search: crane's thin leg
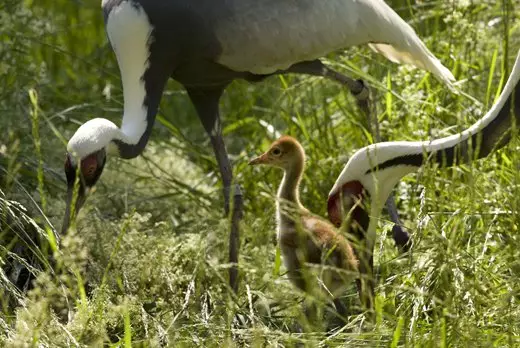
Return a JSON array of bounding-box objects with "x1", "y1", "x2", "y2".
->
[{"x1": 187, "y1": 86, "x2": 242, "y2": 294}]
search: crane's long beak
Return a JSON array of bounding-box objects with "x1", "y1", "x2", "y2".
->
[
  {"x1": 248, "y1": 153, "x2": 268, "y2": 166},
  {"x1": 61, "y1": 182, "x2": 88, "y2": 235}
]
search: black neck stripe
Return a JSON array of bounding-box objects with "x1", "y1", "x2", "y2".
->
[
  {"x1": 364, "y1": 79, "x2": 518, "y2": 175},
  {"x1": 365, "y1": 153, "x2": 424, "y2": 175}
]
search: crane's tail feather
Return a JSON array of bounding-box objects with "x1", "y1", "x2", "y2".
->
[
  {"x1": 360, "y1": 0, "x2": 455, "y2": 88},
  {"x1": 368, "y1": 43, "x2": 456, "y2": 87}
]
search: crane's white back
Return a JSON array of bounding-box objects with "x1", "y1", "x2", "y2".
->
[{"x1": 214, "y1": 0, "x2": 454, "y2": 84}]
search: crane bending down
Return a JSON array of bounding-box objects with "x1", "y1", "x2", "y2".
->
[
  {"x1": 328, "y1": 49, "x2": 520, "y2": 308},
  {"x1": 62, "y1": 0, "x2": 455, "y2": 293}
]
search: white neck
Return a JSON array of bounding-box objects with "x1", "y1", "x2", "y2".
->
[
  {"x1": 105, "y1": 0, "x2": 153, "y2": 145},
  {"x1": 331, "y1": 50, "x2": 520, "y2": 204},
  {"x1": 427, "y1": 52, "x2": 520, "y2": 152},
  {"x1": 69, "y1": 1, "x2": 156, "y2": 159},
  {"x1": 329, "y1": 50, "x2": 520, "y2": 254}
]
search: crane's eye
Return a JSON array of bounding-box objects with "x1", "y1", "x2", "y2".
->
[
  {"x1": 80, "y1": 154, "x2": 98, "y2": 179},
  {"x1": 84, "y1": 163, "x2": 97, "y2": 178},
  {"x1": 271, "y1": 147, "x2": 281, "y2": 156}
]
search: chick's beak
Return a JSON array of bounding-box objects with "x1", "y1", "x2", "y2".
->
[{"x1": 248, "y1": 153, "x2": 268, "y2": 166}]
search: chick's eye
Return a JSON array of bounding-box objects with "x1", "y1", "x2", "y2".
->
[{"x1": 271, "y1": 148, "x2": 281, "y2": 156}]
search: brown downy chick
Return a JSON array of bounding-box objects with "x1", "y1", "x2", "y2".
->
[{"x1": 249, "y1": 136, "x2": 358, "y2": 306}]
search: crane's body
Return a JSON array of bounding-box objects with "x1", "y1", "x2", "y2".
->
[
  {"x1": 102, "y1": 0, "x2": 453, "y2": 84},
  {"x1": 64, "y1": 0, "x2": 455, "y2": 293},
  {"x1": 327, "y1": 50, "x2": 520, "y2": 307},
  {"x1": 79, "y1": 0, "x2": 457, "y2": 160}
]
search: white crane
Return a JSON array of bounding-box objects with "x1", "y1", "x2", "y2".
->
[
  {"x1": 327, "y1": 49, "x2": 520, "y2": 307},
  {"x1": 63, "y1": 0, "x2": 455, "y2": 292}
]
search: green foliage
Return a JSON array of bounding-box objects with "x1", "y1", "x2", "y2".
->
[{"x1": 1, "y1": 0, "x2": 520, "y2": 346}]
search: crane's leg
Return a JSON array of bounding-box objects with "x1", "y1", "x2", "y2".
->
[{"x1": 187, "y1": 86, "x2": 242, "y2": 293}]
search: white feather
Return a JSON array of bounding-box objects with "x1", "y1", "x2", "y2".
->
[
  {"x1": 330, "y1": 50, "x2": 520, "y2": 204},
  {"x1": 361, "y1": 0, "x2": 455, "y2": 86},
  {"x1": 105, "y1": 1, "x2": 152, "y2": 142},
  {"x1": 67, "y1": 1, "x2": 153, "y2": 159},
  {"x1": 67, "y1": 118, "x2": 122, "y2": 158},
  {"x1": 215, "y1": 0, "x2": 454, "y2": 85}
]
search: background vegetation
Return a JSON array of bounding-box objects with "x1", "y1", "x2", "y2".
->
[{"x1": 1, "y1": 0, "x2": 519, "y2": 346}]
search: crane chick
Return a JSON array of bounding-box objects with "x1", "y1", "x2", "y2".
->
[{"x1": 249, "y1": 136, "x2": 358, "y2": 320}]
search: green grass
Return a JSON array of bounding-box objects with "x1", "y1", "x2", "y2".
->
[{"x1": 1, "y1": 0, "x2": 520, "y2": 346}]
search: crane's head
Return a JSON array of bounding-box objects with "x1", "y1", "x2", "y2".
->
[
  {"x1": 327, "y1": 142, "x2": 422, "y2": 238},
  {"x1": 62, "y1": 118, "x2": 119, "y2": 235},
  {"x1": 248, "y1": 136, "x2": 305, "y2": 170}
]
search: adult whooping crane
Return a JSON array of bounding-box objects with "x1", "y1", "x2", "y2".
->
[
  {"x1": 62, "y1": 0, "x2": 455, "y2": 292},
  {"x1": 327, "y1": 50, "x2": 520, "y2": 308}
]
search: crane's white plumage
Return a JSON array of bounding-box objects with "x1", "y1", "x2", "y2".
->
[
  {"x1": 328, "y1": 50, "x2": 520, "y2": 254},
  {"x1": 330, "y1": 51, "x2": 520, "y2": 202},
  {"x1": 106, "y1": 1, "x2": 152, "y2": 142},
  {"x1": 69, "y1": 0, "x2": 455, "y2": 161},
  {"x1": 215, "y1": 0, "x2": 455, "y2": 85},
  {"x1": 67, "y1": 118, "x2": 121, "y2": 158},
  {"x1": 68, "y1": 1, "x2": 153, "y2": 158}
]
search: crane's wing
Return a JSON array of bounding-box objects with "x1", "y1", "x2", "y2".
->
[{"x1": 213, "y1": 0, "x2": 454, "y2": 84}]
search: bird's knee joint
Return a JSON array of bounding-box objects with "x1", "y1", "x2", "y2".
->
[
  {"x1": 353, "y1": 79, "x2": 370, "y2": 101},
  {"x1": 224, "y1": 184, "x2": 243, "y2": 199}
]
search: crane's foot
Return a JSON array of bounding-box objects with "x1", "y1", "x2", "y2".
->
[
  {"x1": 385, "y1": 194, "x2": 411, "y2": 253},
  {"x1": 392, "y1": 225, "x2": 411, "y2": 253},
  {"x1": 224, "y1": 184, "x2": 243, "y2": 293}
]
